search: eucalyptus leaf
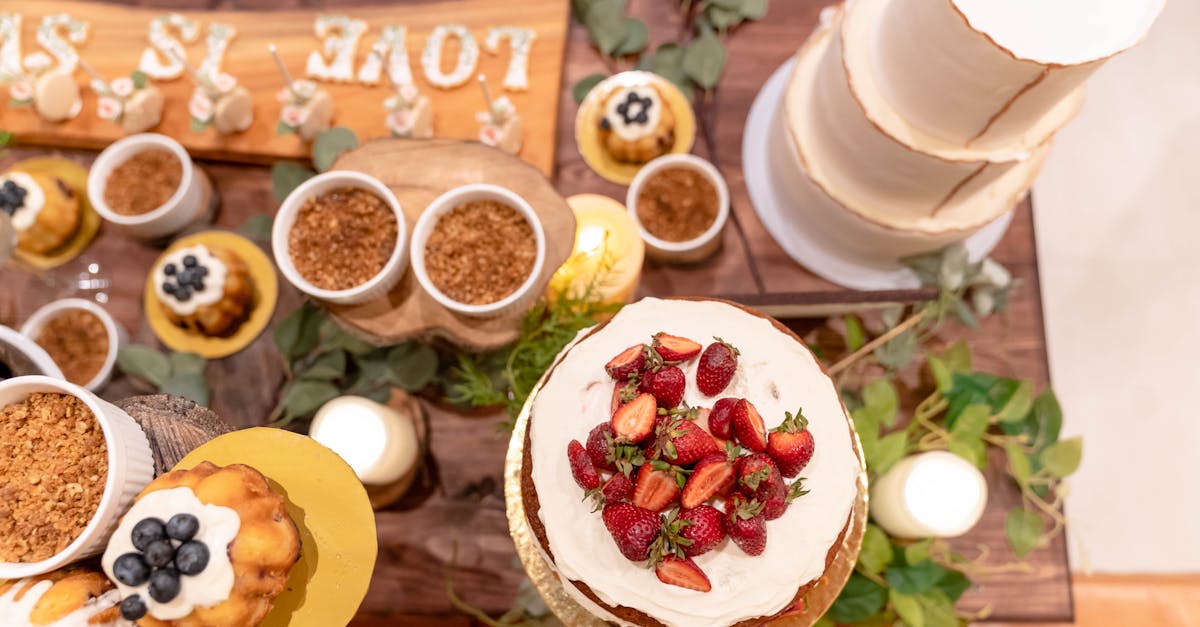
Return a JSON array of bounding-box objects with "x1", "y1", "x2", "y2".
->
[
  {"x1": 828, "y1": 572, "x2": 887, "y2": 624},
  {"x1": 902, "y1": 250, "x2": 942, "y2": 287},
  {"x1": 707, "y1": 0, "x2": 745, "y2": 9},
  {"x1": 915, "y1": 588, "x2": 959, "y2": 627},
  {"x1": 275, "y1": 304, "x2": 321, "y2": 362},
  {"x1": 168, "y1": 351, "x2": 206, "y2": 377},
  {"x1": 1006, "y1": 444, "x2": 1032, "y2": 487},
  {"x1": 131, "y1": 70, "x2": 148, "y2": 89},
  {"x1": 643, "y1": 43, "x2": 691, "y2": 94},
  {"x1": 276, "y1": 120, "x2": 295, "y2": 136},
  {"x1": 844, "y1": 314, "x2": 865, "y2": 352},
  {"x1": 739, "y1": 0, "x2": 768, "y2": 19},
  {"x1": 682, "y1": 26, "x2": 726, "y2": 89},
  {"x1": 303, "y1": 349, "x2": 347, "y2": 381},
  {"x1": 160, "y1": 373, "x2": 210, "y2": 406},
  {"x1": 614, "y1": 17, "x2": 648, "y2": 55},
  {"x1": 585, "y1": 0, "x2": 629, "y2": 56},
  {"x1": 1040, "y1": 436, "x2": 1082, "y2": 477},
  {"x1": 875, "y1": 328, "x2": 918, "y2": 371},
  {"x1": 271, "y1": 161, "x2": 315, "y2": 203},
  {"x1": 889, "y1": 589, "x2": 925, "y2": 627},
  {"x1": 857, "y1": 524, "x2": 892, "y2": 575},
  {"x1": 116, "y1": 345, "x2": 171, "y2": 388},
  {"x1": 238, "y1": 213, "x2": 274, "y2": 243},
  {"x1": 281, "y1": 379, "x2": 340, "y2": 423},
  {"x1": 387, "y1": 342, "x2": 439, "y2": 390},
  {"x1": 948, "y1": 437, "x2": 986, "y2": 469},
  {"x1": 573, "y1": 73, "x2": 607, "y2": 104},
  {"x1": 571, "y1": 0, "x2": 597, "y2": 20},
  {"x1": 863, "y1": 379, "x2": 898, "y2": 427},
  {"x1": 886, "y1": 558, "x2": 946, "y2": 595},
  {"x1": 705, "y1": 5, "x2": 743, "y2": 30},
  {"x1": 938, "y1": 244, "x2": 971, "y2": 291},
  {"x1": 1005, "y1": 507, "x2": 1043, "y2": 558},
  {"x1": 311, "y1": 127, "x2": 359, "y2": 172}
]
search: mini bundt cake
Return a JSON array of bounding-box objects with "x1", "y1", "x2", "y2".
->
[{"x1": 152, "y1": 244, "x2": 253, "y2": 337}]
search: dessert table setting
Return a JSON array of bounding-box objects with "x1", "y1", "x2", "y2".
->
[{"x1": 0, "y1": 0, "x2": 1163, "y2": 625}]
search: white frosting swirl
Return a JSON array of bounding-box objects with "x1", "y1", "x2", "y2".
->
[
  {"x1": 0, "y1": 579, "x2": 125, "y2": 626},
  {"x1": 603, "y1": 86, "x2": 663, "y2": 142},
  {"x1": 1, "y1": 172, "x2": 46, "y2": 233},
  {"x1": 102, "y1": 487, "x2": 240, "y2": 622},
  {"x1": 152, "y1": 245, "x2": 229, "y2": 317},
  {"x1": 529, "y1": 298, "x2": 860, "y2": 626}
]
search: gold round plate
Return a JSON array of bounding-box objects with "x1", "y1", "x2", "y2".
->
[
  {"x1": 504, "y1": 372, "x2": 868, "y2": 626},
  {"x1": 143, "y1": 230, "x2": 278, "y2": 359},
  {"x1": 9, "y1": 157, "x2": 101, "y2": 270},
  {"x1": 575, "y1": 71, "x2": 697, "y2": 185},
  {"x1": 177, "y1": 428, "x2": 378, "y2": 627}
]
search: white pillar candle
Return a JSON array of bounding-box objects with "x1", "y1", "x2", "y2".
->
[
  {"x1": 869, "y1": 450, "x2": 988, "y2": 538},
  {"x1": 309, "y1": 395, "x2": 419, "y2": 486}
]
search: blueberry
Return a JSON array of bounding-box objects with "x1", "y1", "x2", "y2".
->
[
  {"x1": 197, "y1": 266, "x2": 208, "y2": 277},
  {"x1": 166, "y1": 513, "x2": 200, "y2": 542},
  {"x1": 163, "y1": 263, "x2": 176, "y2": 276},
  {"x1": 163, "y1": 282, "x2": 176, "y2": 294},
  {"x1": 119, "y1": 595, "x2": 148, "y2": 621},
  {"x1": 616, "y1": 102, "x2": 628, "y2": 116},
  {"x1": 148, "y1": 567, "x2": 181, "y2": 603},
  {"x1": 635, "y1": 112, "x2": 648, "y2": 124},
  {"x1": 178, "y1": 268, "x2": 194, "y2": 284},
  {"x1": 194, "y1": 280, "x2": 205, "y2": 292},
  {"x1": 183, "y1": 255, "x2": 197, "y2": 268},
  {"x1": 131, "y1": 518, "x2": 166, "y2": 552},
  {"x1": 143, "y1": 539, "x2": 175, "y2": 568},
  {"x1": 175, "y1": 287, "x2": 192, "y2": 302},
  {"x1": 599, "y1": 117, "x2": 612, "y2": 131},
  {"x1": 175, "y1": 540, "x2": 209, "y2": 575},
  {"x1": 113, "y1": 552, "x2": 151, "y2": 586}
]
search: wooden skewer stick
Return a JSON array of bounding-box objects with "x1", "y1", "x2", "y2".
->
[
  {"x1": 166, "y1": 47, "x2": 207, "y2": 90},
  {"x1": 267, "y1": 43, "x2": 299, "y2": 97},
  {"x1": 477, "y1": 74, "x2": 496, "y2": 122},
  {"x1": 75, "y1": 58, "x2": 109, "y2": 91}
]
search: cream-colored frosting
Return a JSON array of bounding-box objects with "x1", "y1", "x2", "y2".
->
[
  {"x1": 0, "y1": 579, "x2": 125, "y2": 626},
  {"x1": 529, "y1": 298, "x2": 859, "y2": 626},
  {"x1": 603, "y1": 86, "x2": 662, "y2": 142},
  {"x1": 152, "y1": 245, "x2": 228, "y2": 317},
  {"x1": 102, "y1": 487, "x2": 240, "y2": 622},
  {"x1": 1, "y1": 172, "x2": 46, "y2": 233}
]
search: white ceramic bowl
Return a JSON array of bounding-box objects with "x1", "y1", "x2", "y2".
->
[
  {"x1": 88, "y1": 133, "x2": 210, "y2": 240},
  {"x1": 0, "y1": 376, "x2": 155, "y2": 579},
  {"x1": 20, "y1": 299, "x2": 127, "y2": 392},
  {"x1": 625, "y1": 153, "x2": 730, "y2": 263},
  {"x1": 273, "y1": 171, "x2": 409, "y2": 305},
  {"x1": 0, "y1": 325, "x2": 63, "y2": 379},
  {"x1": 410, "y1": 184, "x2": 547, "y2": 318}
]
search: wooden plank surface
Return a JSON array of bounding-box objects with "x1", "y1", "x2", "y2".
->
[
  {"x1": 0, "y1": 0, "x2": 1072, "y2": 624},
  {"x1": 0, "y1": 0, "x2": 568, "y2": 175}
]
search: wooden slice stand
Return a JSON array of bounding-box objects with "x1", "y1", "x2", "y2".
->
[{"x1": 324, "y1": 138, "x2": 577, "y2": 352}]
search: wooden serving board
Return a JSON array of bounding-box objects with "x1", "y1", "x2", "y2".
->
[
  {"x1": 0, "y1": 0, "x2": 568, "y2": 175},
  {"x1": 325, "y1": 138, "x2": 576, "y2": 352}
]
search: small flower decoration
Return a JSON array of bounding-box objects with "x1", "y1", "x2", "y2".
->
[
  {"x1": 383, "y1": 83, "x2": 427, "y2": 138},
  {"x1": 386, "y1": 109, "x2": 415, "y2": 137},
  {"x1": 480, "y1": 124, "x2": 501, "y2": 147},
  {"x1": 88, "y1": 70, "x2": 150, "y2": 126},
  {"x1": 490, "y1": 96, "x2": 516, "y2": 124},
  {"x1": 211, "y1": 72, "x2": 237, "y2": 95},
  {"x1": 189, "y1": 92, "x2": 214, "y2": 128},
  {"x1": 4, "y1": 52, "x2": 55, "y2": 109},
  {"x1": 97, "y1": 96, "x2": 122, "y2": 121},
  {"x1": 8, "y1": 79, "x2": 33, "y2": 107},
  {"x1": 110, "y1": 76, "x2": 135, "y2": 98},
  {"x1": 275, "y1": 80, "x2": 318, "y2": 136}
]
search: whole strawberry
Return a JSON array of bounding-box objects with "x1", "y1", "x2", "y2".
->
[
  {"x1": 602, "y1": 473, "x2": 635, "y2": 504},
  {"x1": 586, "y1": 423, "x2": 618, "y2": 472},
  {"x1": 706, "y1": 397, "x2": 739, "y2": 440},
  {"x1": 731, "y1": 398, "x2": 768, "y2": 452},
  {"x1": 652, "y1": 333, "x2": 702, "y2": 363},
  {"x1": 696, "y1": 338, "x2": 739, "y2": 396},
  {"x1": 736, "y1": 453, "x2": 787, "y2": 520},
  {"x1": 602, "y1": 502, "x2": 663, "y2": 562},
  {"x1": 605, "y1": 344, "x2": 647, "y2": 381},
  {"x1": 677, "y1": 505, "x2": 727, "y2": 557},
  {"x1": 768, "y1": 409, "x2": 815, "y2": 477},
  {"x1": 651, "y1": 414, "x2": 720, "y2": 466},
  {"x1": 727, "y1": 493, "x2": 767, "y2": 556},
  {"x1": 567, "y1": 440, "x2": 601, "y2": 490},
  {"x1": 641, "y1": 365, "x2": 686, "y2": 409}
]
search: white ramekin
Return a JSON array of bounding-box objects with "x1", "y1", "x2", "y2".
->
[
  {"x1": 88, "y1": 133, "x2": 211, "y2": 240},
  {"x1": 410, "y1": 184, "x2": 546, "y2": 318},
  {"x1": 273, "y1": 171, "x2": 409, "y2": 305},
  {"x1": 0, "y1": 376, "x2": 155, "y2": 579},
  {"x1": 20, "y1": 299, "x2": 127, "y2": 392},
  {"x1": 625, "y1": 154, "x2": 730, "y2": 264},
  {"x1": 0, "y1": 325, "x2": 63, "y2": 379}
]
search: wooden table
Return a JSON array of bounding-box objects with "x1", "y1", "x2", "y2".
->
[{"x1": 0, "y1": 0, "x2": 1071, "y2": 624}]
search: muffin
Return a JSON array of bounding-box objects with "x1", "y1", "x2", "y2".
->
[
  {"x1": 0, "y1": 171, "x2": 81, "y2": 255},
  {"x1": 0, "y1": 565, "x2": 124, "y2": 625},
  {"x1": 598, "y1": 84, "x2": 676, "y2": 164},
  {"x1": 153, "y1": 244, "x2": 253, "y2": 337}
]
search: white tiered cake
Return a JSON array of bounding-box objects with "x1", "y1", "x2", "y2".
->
[{"x1": 772, "y1": 0, "x2": 1163, "y2": 264}]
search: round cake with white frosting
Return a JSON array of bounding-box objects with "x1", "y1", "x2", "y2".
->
[{"x1": 523, "y1": 298, "x2": 861, "y2": 626}]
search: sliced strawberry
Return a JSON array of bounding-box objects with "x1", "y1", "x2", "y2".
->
[
  {"x1": 655, "y1": 556, "x2": 712, "y2": 592},
  {"x1": 567, "y1": 440, "x2": 601, "y2": 490},
  {"x1": 610, "y1": 378, "x2": 640, "y2": 416},
  {"x1": 696, "y1": 338, "x2": 739, "y2": 396},
  {"x1": 681, "y1": 453, "x2": 736, "y2": 508},
  {"x1": 736, "y1": 453, "x2": 787, "y2": 520},
  {"x1": 601, "y1": 472, "x2": 635, "y2": 504},
  {"x1": 732, "y1": 399, "x2": 768, "y2": 452},
  {"x1": 653, "y1": 333, "x2": 702, "y2": 363},
  {"x1": 602, "y1": 502, "x2": 663, "y2": 562},
  {"x1": 606, "y1": 344, "x2": 647, "y2": 381},
  {"x1": 677, "y1": 505, "x2": 727, "y2": 557},
  {"x1": 727, "y1": 493, "x2": 767, "y2": 556},
  {"x1": 633, "y1": 462, "x2": 682, "y2": 512},
  {"x1": 640, "y1": 365, "x2": 686, "y2": 409},
  {"x1": 707, "y1": 397, "x2": 739, "y2": 440},
  {"x1": 768, "y1": 409, "x2": 815, "y2": 477},
  {"x1": 586, "y1": 422, "x2": 618, "y2": 472},
  {"x1": 651, "y1": 414, "x2": 720, "y2": 466},
  {"x1": 612, "y1": 393, "x2": 657, "y2": 443}
]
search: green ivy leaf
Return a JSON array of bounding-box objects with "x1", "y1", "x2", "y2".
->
[
  {"x1": 886, "y1": 558, "x2": 947, "y2": 595},
  {"x1": 928, "y1": 355, "x2": 951, "y2": 393},
  {"x1": 682, "y1": 25, "x2": 726, "y2": 89},
  {"x1": 303, "y1": 349, "x2": 347, "y2": 381},
  {"x1": 237, "y1": 213, "x2": 274, "y2": 243},
  {"x1": 131, "y1": 70, "x2": 148, "y2": 89},
  {"x1": 867, "y1": 431, "x2": 908, "y2": 476},
  {"x1": 863, "y1": 379, "x2": 899, "y2": 427},
  {"x1": 1005, "y1": 508, "x2": 1043, "y2": 558},
  {"x1": 915, "y1": 588, "x2": 959, "y2": 627},
  {"x1": 116, "y1": 345, "x2": 171, "y2": 387},
  {"x1": 942, "y1": 340, "x2": 971, "y2": 372},
  {"x1": 614, "y1": 17, "x2": 648, "y2": 55},
  {"x1": 935, "y1": 569, "x2": 971, "y2": 603},
  {"x1": 168, "y1": 351, "x2": 206, "y2": 377},
  {"x1": 271, "y1": 161, "x2": 316, "y2": 204},
  {"x1": 948, "y1": 437, "x2": 986, "y2": 469},
  {"x1": 828, "y1": 572, "x2": 887, "y2": 624},
  {"x1": 843, "y1": 314, "x2": 865, "y2": 352},
  {"x1": 387, "y1": 342, "x2": 439, "y2": 391},
  {"x1": 950, "y1": 403, "x2": 989, "y2": 441},
  {"x1": 1040, "y1": 436, "x2": 1082, "y2": 478},
  {"x1": 904, "y1": 539, "x2": 932, "y2": 565},
  {"x1": 281, "y1": 379, "x2": 340, "y2": 423},
  {"x1": 857, "y1": 524, "x2": 893, "y2": 575},
  {"x1": 1006, "y1": 444, "x2": 1032, "y2": 487},
  {"x1": 851, "y1": 406, "x2": 881, "y2": 448},
  {"x1": 995, "y1": 380, "x2": 1032, "y2": 423},
  {"x1": 275, "y1": 304, "x2": 321, "y2": 363},
  {"x1": 1030, "y1": 390, "x2": 1063, "y2": 451},
  {"x1": 312, "y1": 126, "x2": 359, "y2": 172},
  {"x1": 161, "y1": 373, "x2": 210, "y2": 406},
  {"x1": 584, "y1": 0, "x2": 629, "y2": 56},
  {"x1": 889, "y1": 589, "x2": 925, "y2": 627},
  {"x1": 573, "y1": 73, "x2": 607, "y2": 104}
]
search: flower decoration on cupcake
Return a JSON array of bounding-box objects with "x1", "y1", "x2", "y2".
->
[{"x1": 384, "y1": 83, "x2": 433, "y2": 139}]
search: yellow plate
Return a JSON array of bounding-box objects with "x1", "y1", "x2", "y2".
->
[
  {"x1": 9, "y1": 157, "x2": 101, "y2": 270},
  {"x1": 143, "y1": 230, "x2": 278, "y2": 359},
  {"x1": 575, "y1": 71, "x2": 697, "y2": 185},
  {"x1": 177, "y1": 428, "x2": 378, "y2": 627}
]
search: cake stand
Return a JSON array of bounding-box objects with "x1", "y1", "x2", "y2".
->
[{"x1": 741, "y1": 59, "x2": 1015, "y2": 292}]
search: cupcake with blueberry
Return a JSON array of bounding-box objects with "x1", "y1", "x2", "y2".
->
[
  {"x1": 0, "y1": 170, "x2": 82, "y2": 255},
  {"x1": 102, "y1": 462, "x2": 300, "y2": 626},
  {"x1": 152, "y1": 244, "x2": 253, "y2": 337},
  {"x1": 598, "y1": 84, "x2": 676, "y2": 164}
]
